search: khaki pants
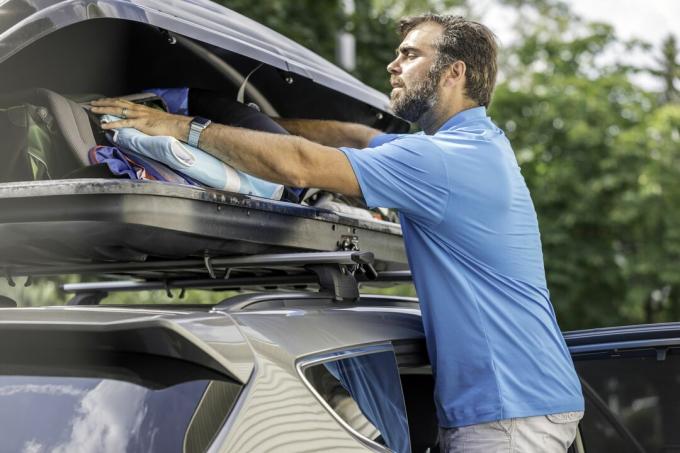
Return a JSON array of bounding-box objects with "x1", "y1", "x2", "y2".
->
[{"x1": 439, "y1": 411, "x2": 583, "y2": 453}]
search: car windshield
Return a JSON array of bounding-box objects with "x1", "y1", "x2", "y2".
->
[{"x1": 0, "y1": 375, "x2": 240, "y2": 453}]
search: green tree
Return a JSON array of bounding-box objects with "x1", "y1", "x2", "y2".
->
[
  {"x1": 489, "y1": 0, "x2": 680, "y2": 329},
  {"x1": 15, "y1": 0, "x2": 673, "y2": 331},
  {"x1": 648, "y1": 34, "x2": 680, "y2": 104},
  {"x1": 218, "y1": 0, "x2": 466, "y2": 92},
  {"x1": 220, "y1": 0, "x2": 680, "y2": 329},
  {"x1": 609, "y1": 104, "x2": 680, "y2": 323}
]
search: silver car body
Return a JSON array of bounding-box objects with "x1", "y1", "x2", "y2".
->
[{"x1": 0, "y1": 295, "x2": 426, "y2": 452}]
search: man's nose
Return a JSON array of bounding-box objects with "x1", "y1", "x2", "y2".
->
[{"x1": 387, "y1": 58, "x2": 400, "y2": 74}]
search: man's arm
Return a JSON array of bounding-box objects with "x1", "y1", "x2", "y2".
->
[
  {"x1": 274, "y1": 118, "x2": 382, "y2": 149},
  {"x1": 91, "y1": 98, "x2": 363, "y2": 197},
  {"x1": 198, "y1": 124, "x2": 361, "y2": 196}
]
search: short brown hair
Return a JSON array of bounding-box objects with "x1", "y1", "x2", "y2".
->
[{"x1": 399, "y1": 14, "x2": 498, "y2": 107}]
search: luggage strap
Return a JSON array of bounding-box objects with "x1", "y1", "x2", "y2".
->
[{"x1": 237, "y1": 63, "x2": 263, "y2": 104}]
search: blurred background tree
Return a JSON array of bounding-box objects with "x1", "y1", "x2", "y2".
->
[
  {"x1": 219, "y1": 0, "x2": 468, "y2": 91},
  {"x1": 9, "y1": 0, "x2": 678, "y2": 333},
  {"x1": 215, "y1": 0, "x2": 679, "y2": 330},
  {"x1": 648, "y1": 35, "x2": 680, "y2": 104},
  {"x1": 489, "y1": 0, "x2": 659, "y2": 328},
  {"x1": 488, "y1": 0, "x2": 679, "y2": 328}
]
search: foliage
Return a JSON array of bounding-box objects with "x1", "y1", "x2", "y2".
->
[
  {"x1": 220, "y1": 0, "x2": 680, "y2": 330},
  {"x1": 218, "y1": 0, "x2": 466, "y2": 92},
  {"x1": 489, "y1": 0, "x2": 679, "y2": 329},
  {"x1": 648, "y1": 35, "x2": 680, "y2": 104},
  {"x1": 609, "y1": 104, "x2": 680, "y2": 323},
  {"x1": 12, "y1": 0, "x2": 679, "y2": 333}
]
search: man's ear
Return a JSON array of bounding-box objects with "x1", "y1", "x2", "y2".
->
[{"x1": 443, "y1": 60, "x2": 466, "y2": 87}]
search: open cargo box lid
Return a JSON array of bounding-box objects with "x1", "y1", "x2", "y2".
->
[
  {"x1": 0, "y1": 179, "x2": 407, "y2": 272},
  {"x1": 0, "y1": 0, "x2": 409, "y2": 128},
  {"x1": 0, "y1": 0, "x2": 385, "y2": 108}
]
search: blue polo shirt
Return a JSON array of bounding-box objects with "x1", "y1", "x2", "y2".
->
[{"x1": 340, "y1": 107, "x2": 584, "y2": 428}]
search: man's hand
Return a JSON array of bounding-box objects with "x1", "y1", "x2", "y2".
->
[{"x1": 90, "y1": 98, "x2": 192, "y2": 141}]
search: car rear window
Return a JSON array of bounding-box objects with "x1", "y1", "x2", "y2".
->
[
  {"x1": 0, "y1": 372, "x2": 241, "y2": 453},
  {"x1": 301, "y1": 347, "x2": 411, "y2": 453}
]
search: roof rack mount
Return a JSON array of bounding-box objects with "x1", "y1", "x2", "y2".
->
[{"x1": 58, "y1": 252, "x2": 413, "y2": 305}]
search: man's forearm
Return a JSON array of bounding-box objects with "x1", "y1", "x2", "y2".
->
[
  {"x1": 274, "y1": 118, "x2": 381, "y2": 149},
  {"x1": 198, "y1": 123, "x2": 361, "y2": 196}
]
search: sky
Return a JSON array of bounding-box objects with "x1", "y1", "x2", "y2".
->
[
  {"x1": 568, "y1": 0, "x2": 679, "y2": 47},
  {"x1": 478, "y1": 0, "x2": 679, "y2": 90}
]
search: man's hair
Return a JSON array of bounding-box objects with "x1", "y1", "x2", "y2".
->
[{"x1": 399, "y1": 14, "x2": 498, "y2": 107}]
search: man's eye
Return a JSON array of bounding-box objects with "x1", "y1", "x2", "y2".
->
[{"x1": 407, "y1": 53, "x2": 417, "y2": 59}]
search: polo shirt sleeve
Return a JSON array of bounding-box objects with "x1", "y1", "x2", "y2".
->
[
  {"x1": 340, "y1": 136, "x2": 450, "y2": 226},
  {"x1": 367, "y1": 133, "x2": 401, "y2": 148}
]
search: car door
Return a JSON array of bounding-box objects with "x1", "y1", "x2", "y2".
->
[{"x1": 567, "y1": 324, "x2": 680, "y2": 453}]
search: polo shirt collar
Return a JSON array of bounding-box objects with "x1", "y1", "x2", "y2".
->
[{"x1": 437, "y1": 106, "x2": 487, "y2": 132}]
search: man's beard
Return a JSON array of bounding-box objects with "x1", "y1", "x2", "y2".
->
[{"x1": 390, "y1": 69, "x2": 440, "y2": 123}]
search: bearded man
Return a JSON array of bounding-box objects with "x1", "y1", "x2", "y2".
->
[{"x1": 92, "y1": 13, "x2": 585, "y2": 452}]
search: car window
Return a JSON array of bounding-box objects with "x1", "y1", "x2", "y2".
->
[
  {"x1": 301, "y1": 346, "x2": 411, "y2": 453},
  {"x1": 0, "y1": 375, "x2": 241, "y2": 453},
  {"x1": 575, "y1": 347, "x2": 680, "y2": 453}
]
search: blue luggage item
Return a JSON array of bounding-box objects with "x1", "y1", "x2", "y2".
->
[
  {"x1": 88, "y1": 146, "x2": 138, "y2": 180},
  {"x1": 88, "y1": 145, "x2": 200, "y2": 186},
  {"x1": 144, "y1": 88, "x2": 189, "y2": 115},
  {"x1": 101, "y1": 115, "x2": 285, "y2": 200}
]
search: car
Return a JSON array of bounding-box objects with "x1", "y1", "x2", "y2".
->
[
  {"x1": 1, "y1": 1, "x2": 679, "y2": 453},
  {"x1": 0, "y1": 251, "x2": 432, "y2": 453}
]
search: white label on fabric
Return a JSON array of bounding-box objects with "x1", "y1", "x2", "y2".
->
[
  {"x1": 222, "y1": 163, "x2": 241, "y2": 193},
  {"x1": 170, "y1": 140, "x2": 196, "y2": 167}
]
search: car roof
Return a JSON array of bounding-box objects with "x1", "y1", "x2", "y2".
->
[
  {"x1": 0, "y1": 294, "x2": 424, "y2": 381},
  {"x1": 0, "y1": 0, "x2": 392, "y2": 113},
  {"x1": 0, "y1": 304, "x2": 255, "y2": 383}
]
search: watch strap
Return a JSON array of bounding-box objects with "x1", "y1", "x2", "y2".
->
[{"x1": 188, "y1": 117, "x2": 212, "y2": 148}]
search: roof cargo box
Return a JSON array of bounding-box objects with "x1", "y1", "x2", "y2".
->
[
  {"x1": 0, "y1": 179, "x2": 406, "y2": 270},
  {"x1": 0, "y1": 1, "x2": 409, "y2": 273}
]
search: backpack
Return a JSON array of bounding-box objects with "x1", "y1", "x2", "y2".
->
[{"x1": 0, "y1": 104, "x2": 60, "y2": 182}]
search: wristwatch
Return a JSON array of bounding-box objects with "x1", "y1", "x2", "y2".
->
[{"x1": 187, "y1": 116, "x2": 212, "y2": 148}]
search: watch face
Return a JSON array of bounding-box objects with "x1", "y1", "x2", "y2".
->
[{"x1": 192, "y1": 116, "x2": 211, "y2": 127}]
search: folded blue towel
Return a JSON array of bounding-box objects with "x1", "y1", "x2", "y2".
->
[{"x1": 102, "y1": 115, "x2": 284, "y2": 200}]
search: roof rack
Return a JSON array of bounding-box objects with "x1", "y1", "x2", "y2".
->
[
  {"x1": 8, "y1": 251, "x2": 375, "y2": 278},
  {"x1": 56, "y1": 251, "x2": 412, "y2": 305}
]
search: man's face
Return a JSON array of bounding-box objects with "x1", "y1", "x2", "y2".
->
[{"x1": 387, "y1": 22, "x2": 444, "y2": 122}]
